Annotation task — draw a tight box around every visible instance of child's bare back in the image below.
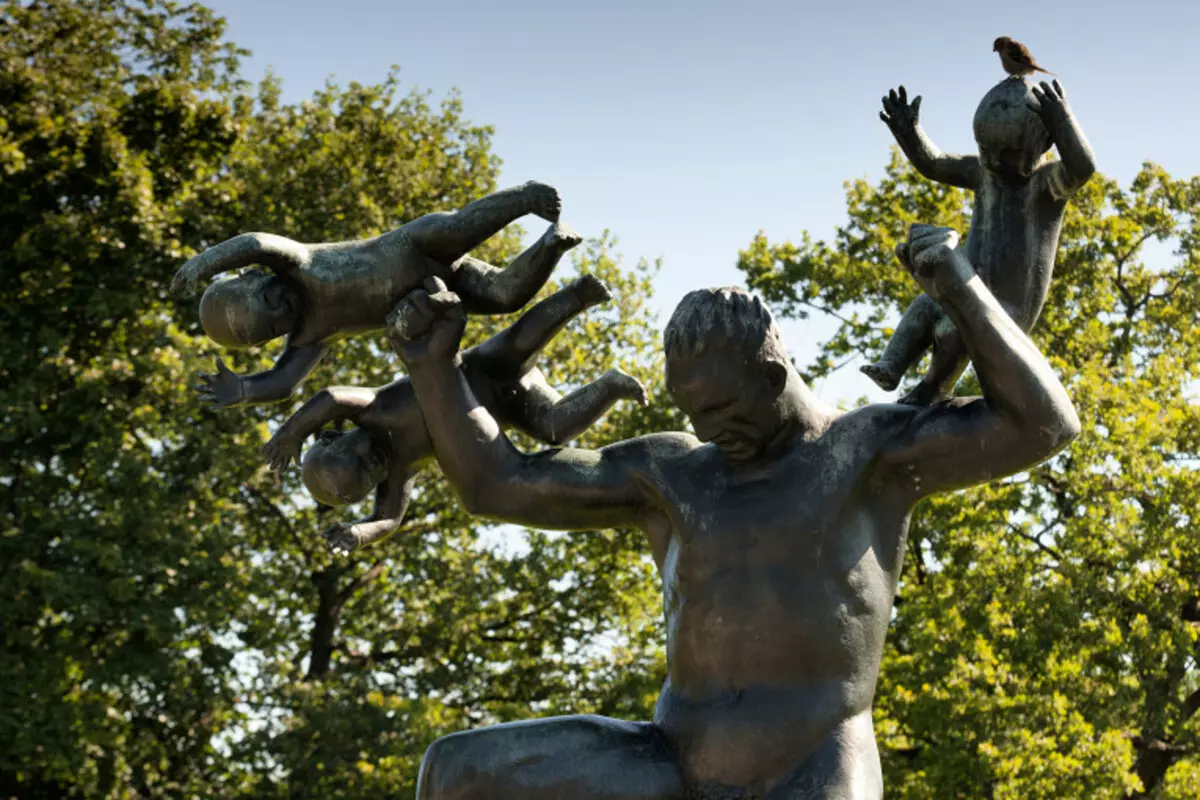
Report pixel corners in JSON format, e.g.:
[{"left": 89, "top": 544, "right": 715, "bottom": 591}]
[
  {"left": 865, "top": 78, "right": 1094, "bottom": 405},
  {"left": 169, "top": 181, "right": 578, "bottom": 408}
]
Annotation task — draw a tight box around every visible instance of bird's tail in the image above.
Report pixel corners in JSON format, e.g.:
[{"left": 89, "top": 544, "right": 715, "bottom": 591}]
[{"left": 1034, "top": 66, "right": 1057, "bottom": 77}]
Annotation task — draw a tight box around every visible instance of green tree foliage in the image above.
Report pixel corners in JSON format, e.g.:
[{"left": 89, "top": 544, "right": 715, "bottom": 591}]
[
  {"left": 739, "top": 151, "right": 1200, "bottom": 798},
  {"left": 1, "top": 2, "right": 676, "bottom": 796}
]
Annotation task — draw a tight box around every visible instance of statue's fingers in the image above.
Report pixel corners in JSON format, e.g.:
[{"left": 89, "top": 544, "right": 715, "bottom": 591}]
[
  {"left": 423, "top": 276, "right": 449, "bottom": 294},
  {"left": 881, "top": 94, "right": 893, "bottom": 114},
  {"left": 216, "top": 358, "right": 233, "bottom": 376},
  {"left": 1052, "top": 78, "right": 1063, "bottom": 97},
  {"left": 879, "top": 111, "right": 890, "bottom": 125},
  {"left": 898, "top": 85, "right": 907, "bottom": 105},
  {"left": 427, "top": 290, "right": 463, "bottom": 314},
  {"left": 406, "top": 290, "right": 434, "bottom": 319},
  {"left": 911, "top": 96, "right": 922, "bottom": 115},
  {"left": 895, "top": 242, "right": 913, "bottom": 272}
]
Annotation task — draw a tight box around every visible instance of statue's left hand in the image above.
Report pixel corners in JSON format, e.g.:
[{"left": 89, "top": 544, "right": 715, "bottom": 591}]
[
  {"left": 387, "top": 278, "right": 466, "bottom": 366},
  {"left": 1028, "top": 80, "right": 1070, "bottom": 128},
  {"left": 261, "top": 431, "right": 301, "bottom": 472},
  {"left": 195, "top": 358, "right": 244, "bottom": 408},
  {"left": 895, "top": 224, "right": 974, "bottom": 301}
]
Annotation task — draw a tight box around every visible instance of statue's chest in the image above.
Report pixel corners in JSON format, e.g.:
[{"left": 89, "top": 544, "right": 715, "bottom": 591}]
[{"left": 666, "top": 455, "right": 862, "bottom": 575}]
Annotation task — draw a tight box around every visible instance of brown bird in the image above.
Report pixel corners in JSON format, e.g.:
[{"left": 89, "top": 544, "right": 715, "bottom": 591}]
[{"left": 993, "top": 36, "right": 1056, "bottom": 79}]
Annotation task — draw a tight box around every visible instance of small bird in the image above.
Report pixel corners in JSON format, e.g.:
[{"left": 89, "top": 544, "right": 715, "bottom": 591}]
[{"left": 993, "top": 36, "right": 1056, "bottom": 79}]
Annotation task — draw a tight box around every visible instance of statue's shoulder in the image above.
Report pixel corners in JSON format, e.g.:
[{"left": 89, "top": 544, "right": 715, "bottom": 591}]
[
  {"left": 825, "top": 402, "right": 925, "bottom": 447},
  {"left": 624, "top": 430, "right": 700, "bottom": 452},
  {"left": 606, "top": 431, "right": 702, "bottom": 464}
]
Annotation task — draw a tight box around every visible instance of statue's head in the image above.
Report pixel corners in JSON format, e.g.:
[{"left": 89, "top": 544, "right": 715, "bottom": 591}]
[
  {"left": 198, "top": 270, "right": 300, "bottom": 349},
  {"left": 664, "top": 287, "right": 794, "bottom": 463},
  {"left": 973, "top": 78, "right": 1052, "bottom": 180},
  {"left": 300, "top": 427, "right": 390, "bottom": 508}
]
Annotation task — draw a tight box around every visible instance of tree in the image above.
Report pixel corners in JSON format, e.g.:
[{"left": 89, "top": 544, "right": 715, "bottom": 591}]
[
  {"left": 738, "top": 151, "right": 1200, "bottom": 798},
  {"left": 1, "top": 2, "right": 676, "bottom": 796}
]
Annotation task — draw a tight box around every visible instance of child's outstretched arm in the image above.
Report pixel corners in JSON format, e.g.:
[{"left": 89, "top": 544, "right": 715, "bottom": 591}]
[
  {"left": 881, "top": 86, "right": 981, "bottom": 191},
  {"left": 325, "top": 467, "right": 418, "bottom": 555},
  {"left": 198, "top": 343, "right": 327, "bottom": 409},
  {"left": 171, "top": 233, "right": 308, "bottom": 296},
  {"left": 1030, "top": 80, "right": 1096, "bottom": 200},
  {"left": 261, "top": 384, "right": 378, "bottom": 471}
]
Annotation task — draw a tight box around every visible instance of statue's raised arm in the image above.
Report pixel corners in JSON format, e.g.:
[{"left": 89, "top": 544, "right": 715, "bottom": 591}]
[
  {"left": 874, "top": 224, "right": 1080, "bottom": 495},
  {"left": 387, "top": 278, "right": 684, "bottom": 537}
]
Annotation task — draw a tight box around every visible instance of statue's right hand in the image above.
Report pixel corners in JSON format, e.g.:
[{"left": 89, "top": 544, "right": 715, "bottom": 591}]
[
  {"left": 261, "top": 431, "right": 301, "bottom": 472},
  {"left": 386, "top": 278, "right": 466, "bottom": 366},
  {"left": 195, "top": 359, "right": 245, "bottom": 408},
  {"left": 880, "top": 85, "right": 921, "bottom": 135}
]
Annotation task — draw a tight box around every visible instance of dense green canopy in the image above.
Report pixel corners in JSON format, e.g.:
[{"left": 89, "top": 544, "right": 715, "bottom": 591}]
[{"left": 5, "top": 2, "right": 1199, "bottom": 798}]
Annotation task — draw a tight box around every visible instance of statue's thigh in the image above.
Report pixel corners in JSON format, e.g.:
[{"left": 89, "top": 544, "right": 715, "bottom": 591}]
[{"left": 418, "top": 714, "right": 685, "bottom": 800}]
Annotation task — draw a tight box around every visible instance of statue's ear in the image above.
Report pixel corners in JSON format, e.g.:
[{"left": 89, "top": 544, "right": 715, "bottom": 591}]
[{"left": 766, "top": 360, "right": 788, "bottom": 394}]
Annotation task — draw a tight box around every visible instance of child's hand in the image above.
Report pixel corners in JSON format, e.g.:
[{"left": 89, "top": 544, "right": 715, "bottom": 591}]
[
  {"left": 880, "top": 86, "right": 922, "bottom": 138},
  {"left": 262, "top": 431, "right": 301, "bottom": 472},
  {"left": 1028, "top": 80, "right": 1071, "bottom": 132},
  {"left": 195, "top": 358, "right": 244, "bottom": 408}
]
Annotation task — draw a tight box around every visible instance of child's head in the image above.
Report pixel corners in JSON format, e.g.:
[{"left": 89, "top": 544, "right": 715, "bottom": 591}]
[
  {"left": 199, "top": 270, "right": 300, "bottom": 348},
  {"left": 973, "top": 79, "right": 1052, "bottom": 180},
  {"left": 300, "top": 427, "right": 390, "bottom": 508}
]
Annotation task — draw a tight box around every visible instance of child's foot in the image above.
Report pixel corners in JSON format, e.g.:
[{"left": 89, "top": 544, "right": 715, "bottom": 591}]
[
  {"left": 572, "top": 274, "right": 613, "bottom": 307},
  {"left": 325, "top": 523, "right": 363, "bottom": 556},
  {"left": 545, "top": 221, "right": 583, "bottom": 254},
  {"left": 860, "top": 362, "right": 902, "bottom": 392},
  {"left": 604, "top": 368, "right": 649, "bottom": 406},
  {"left": 897, "top": 380, "right": 949, "bottom": 407},
  {"left": 523, "top": 181, "right": 562, "bottom": 222}
]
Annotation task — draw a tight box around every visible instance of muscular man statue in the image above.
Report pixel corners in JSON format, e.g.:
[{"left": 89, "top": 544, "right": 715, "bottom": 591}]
[{"left": 389, "top": 224, "right": 1080, "bottom": 799}]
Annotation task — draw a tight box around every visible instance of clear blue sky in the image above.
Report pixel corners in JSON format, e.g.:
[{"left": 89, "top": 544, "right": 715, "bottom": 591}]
[{"left": 205, "top": 0, "right": 1200, "bottom": 404}]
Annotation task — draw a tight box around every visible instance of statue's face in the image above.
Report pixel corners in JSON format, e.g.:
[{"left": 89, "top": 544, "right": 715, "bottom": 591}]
[
  {"left": 301, "top": 429, "right": 389, "bottom": 507},
  {"left": 666, "top": 349, "right": 784, "bottom": 463},
  {"left": 199, "top": 271, "right": 300, "bottom": 348}
]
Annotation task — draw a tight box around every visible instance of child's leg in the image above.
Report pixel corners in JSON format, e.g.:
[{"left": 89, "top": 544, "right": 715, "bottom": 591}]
[
  {"left": 452, "top": 222, "right": 583, "bottom": 314},
  {"left": 898, "top": 323, "right": 969, "bottom": 406},
  {"left": 860, "top": 293, "right": 941, "bottom": 391},
  {"left": 404, "top": 181, "right": 561, "bottom": 264},
  {"left": 471, "top": 274, "right": 611, "bottom": 380},
  {"left": 507, "top": 369, "right": 648, "bottom": 446}
]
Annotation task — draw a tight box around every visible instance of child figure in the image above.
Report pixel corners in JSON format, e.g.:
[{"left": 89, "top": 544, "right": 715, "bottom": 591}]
[
  {"left": 170, "top": 181, "right": 578, "bottom": 408},
  {"left": 864, "top": 79, "right": 1095, "bottom": 405},
  {"left": 260, "top": 274, "right": 648, "bottom": 554}
]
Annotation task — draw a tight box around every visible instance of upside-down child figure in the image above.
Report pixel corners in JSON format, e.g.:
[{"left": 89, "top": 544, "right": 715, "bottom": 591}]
[
  {"left": 261, "top": 275, "right": 648, "bottom": 554},
  {"left": 865, "top": 78, "right": 1094, "bottom": 405},
  {"left": 170, "top": 181, "right": 577, "bottom": 408}
]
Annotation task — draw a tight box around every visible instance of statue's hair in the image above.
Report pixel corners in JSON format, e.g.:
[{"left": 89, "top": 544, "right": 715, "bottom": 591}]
[
  {"left": 972, "top": 78, "right": 1052, "bottom": 156},
  {"left": 663, "top": 287, "right": 788, "bottom": 364}
]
